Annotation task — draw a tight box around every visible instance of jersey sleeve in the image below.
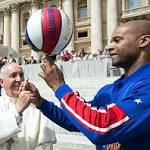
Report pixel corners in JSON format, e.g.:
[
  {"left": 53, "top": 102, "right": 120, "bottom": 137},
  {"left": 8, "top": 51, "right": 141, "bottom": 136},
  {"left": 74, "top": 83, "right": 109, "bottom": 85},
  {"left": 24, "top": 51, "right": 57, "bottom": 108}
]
[
  {"left": 38, "top": 99, "right": 79, "bottom": 132},
  {"left": 54, "top": 80, "right": 150, "bottom": 145}
]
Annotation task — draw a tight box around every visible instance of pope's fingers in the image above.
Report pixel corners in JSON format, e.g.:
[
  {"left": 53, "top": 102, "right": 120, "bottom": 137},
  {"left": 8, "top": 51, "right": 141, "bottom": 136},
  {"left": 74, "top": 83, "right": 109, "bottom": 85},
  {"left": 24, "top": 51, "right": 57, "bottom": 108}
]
[
  {"left": 22, "top": 79, "right": 30, "bottom": 91},
  {"left": 18, "top": 80, "right": 26, "bottom": 93},
  {"left": 18, "top": 85, "right": 23, "bottom": 94}
]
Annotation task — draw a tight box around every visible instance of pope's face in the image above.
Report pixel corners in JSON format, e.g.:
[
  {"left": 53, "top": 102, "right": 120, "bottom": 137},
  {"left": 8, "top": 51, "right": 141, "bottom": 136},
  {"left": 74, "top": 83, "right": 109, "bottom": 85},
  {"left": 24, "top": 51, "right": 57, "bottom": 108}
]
[{"left": 1, "top": 64, "right": 24, "bottom": 97}]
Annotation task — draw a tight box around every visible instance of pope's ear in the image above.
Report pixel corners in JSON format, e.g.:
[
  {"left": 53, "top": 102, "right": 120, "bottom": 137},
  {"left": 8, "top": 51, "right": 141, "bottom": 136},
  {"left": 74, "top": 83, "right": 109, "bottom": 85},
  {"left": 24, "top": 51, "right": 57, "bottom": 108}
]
[
  {"left": 138, "top": 35, "right": 150, "bottom": 48},
  {"left": 0, "top": 79, "right": 3, "bottom": 87}
]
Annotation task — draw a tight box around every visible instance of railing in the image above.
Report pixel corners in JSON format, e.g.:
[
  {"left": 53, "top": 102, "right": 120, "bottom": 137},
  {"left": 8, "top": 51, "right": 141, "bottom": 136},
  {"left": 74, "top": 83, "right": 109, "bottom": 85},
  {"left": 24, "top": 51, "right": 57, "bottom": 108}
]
[{"left": 22, "top": 58, "right": 120, "bottom": 81}]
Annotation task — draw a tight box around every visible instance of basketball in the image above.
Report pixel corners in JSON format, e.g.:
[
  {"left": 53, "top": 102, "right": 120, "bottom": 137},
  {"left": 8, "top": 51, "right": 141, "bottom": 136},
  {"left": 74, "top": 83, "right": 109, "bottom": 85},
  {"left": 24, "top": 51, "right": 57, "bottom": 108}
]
[{"left": 25, "top": 6, "right": 72, "bottom": 55}]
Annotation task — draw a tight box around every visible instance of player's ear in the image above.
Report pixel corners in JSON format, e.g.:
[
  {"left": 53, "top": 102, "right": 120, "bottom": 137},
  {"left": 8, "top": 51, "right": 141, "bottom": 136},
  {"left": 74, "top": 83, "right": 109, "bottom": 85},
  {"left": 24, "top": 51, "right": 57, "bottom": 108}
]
[{"left": 138, "top": 35, "right": 150, "bottom": 48}]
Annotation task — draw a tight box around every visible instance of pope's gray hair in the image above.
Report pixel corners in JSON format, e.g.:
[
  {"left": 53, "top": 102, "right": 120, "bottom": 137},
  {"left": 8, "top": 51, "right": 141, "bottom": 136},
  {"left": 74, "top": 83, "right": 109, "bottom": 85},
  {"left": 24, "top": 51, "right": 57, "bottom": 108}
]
[
  {"left": 0, "top": 64, "right": 8, "bottom": 79},
  {"left": 0, "top": 63, "right": 21, "bottom": 79}
]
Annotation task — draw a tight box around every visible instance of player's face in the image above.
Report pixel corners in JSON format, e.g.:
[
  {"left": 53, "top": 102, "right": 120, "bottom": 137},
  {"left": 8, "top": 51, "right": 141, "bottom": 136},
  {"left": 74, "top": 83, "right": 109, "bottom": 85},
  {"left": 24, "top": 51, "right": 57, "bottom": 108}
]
[
  {"left": 1, "top": 64, "right": 24, "bottom": 97},
  {"left": 107, "top": 25, "right": 141, "bottom": 68}
]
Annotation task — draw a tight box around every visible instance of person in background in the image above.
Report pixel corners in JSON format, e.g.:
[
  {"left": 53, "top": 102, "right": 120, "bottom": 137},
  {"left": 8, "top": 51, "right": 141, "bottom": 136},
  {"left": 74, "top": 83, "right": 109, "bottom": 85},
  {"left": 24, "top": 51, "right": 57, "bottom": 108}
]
[
  {"left": 32, "top": 20, "right": 150, "bottom": 150},
  {"left": 61, "top": 50, "right": 73, "bottom": 61},
  {"left": 30, "top": 56, "right": 37, "bottom": 64},
  {"left": 0, "top": 63, "right": 56, "bottom": 150}
]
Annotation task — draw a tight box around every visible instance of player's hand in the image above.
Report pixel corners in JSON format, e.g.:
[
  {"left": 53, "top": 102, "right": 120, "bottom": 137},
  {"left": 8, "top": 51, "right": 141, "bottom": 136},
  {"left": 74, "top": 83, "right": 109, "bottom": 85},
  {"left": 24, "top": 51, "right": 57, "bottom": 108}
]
[
  {"left": 27, "top": 82, "right": 43, "bottom": 107},
  {"left": 39, "top": 57, "right": 65, "bottom": 91}
]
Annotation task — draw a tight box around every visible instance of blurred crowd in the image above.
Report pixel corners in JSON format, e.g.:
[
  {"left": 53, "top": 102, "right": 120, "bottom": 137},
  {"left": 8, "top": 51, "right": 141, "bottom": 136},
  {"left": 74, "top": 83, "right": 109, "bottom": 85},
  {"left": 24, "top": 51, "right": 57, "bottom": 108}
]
[
  {"left": 0, "top": 48, "right": 109, "bottom": 69},
  {"left": 56, "top": 48, "right": 109, "bottom": 62}
]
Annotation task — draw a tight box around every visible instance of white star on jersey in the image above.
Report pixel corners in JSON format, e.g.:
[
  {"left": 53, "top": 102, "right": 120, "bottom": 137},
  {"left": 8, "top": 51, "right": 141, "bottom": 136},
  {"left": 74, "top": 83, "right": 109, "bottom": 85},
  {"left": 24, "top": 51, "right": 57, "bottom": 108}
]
[{"left": 134, "top": 99, "right": 142, "bottom": 104}]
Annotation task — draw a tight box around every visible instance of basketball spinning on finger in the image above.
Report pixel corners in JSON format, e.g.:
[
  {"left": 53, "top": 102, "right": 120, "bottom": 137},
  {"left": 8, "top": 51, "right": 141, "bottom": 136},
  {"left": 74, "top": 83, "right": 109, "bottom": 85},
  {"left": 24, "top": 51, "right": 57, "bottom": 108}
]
[{"left": 25, "top": 6, "right": 73, "bottom": 56}]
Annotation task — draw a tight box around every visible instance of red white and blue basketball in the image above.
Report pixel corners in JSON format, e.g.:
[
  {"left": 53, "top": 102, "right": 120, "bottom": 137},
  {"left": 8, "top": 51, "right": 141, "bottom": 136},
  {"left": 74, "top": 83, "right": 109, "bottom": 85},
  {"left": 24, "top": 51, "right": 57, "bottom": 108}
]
[{"left": 25, "top": 6, "right": 72, "bottom": 55}]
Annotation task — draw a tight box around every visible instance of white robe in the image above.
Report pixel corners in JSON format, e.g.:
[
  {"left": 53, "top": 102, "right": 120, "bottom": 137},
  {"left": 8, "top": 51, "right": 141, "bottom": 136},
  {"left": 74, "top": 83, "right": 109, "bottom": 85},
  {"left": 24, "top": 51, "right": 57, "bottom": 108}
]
[{"left": 0, "top": 90, "right": 56, "bottom": 150}]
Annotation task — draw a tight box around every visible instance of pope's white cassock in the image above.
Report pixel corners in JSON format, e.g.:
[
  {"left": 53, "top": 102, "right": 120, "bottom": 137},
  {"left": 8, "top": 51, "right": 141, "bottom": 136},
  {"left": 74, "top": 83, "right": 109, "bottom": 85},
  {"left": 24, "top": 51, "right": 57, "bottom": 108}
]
[{"left": 0, "top": 89, "right": 56, "bottom": 150}]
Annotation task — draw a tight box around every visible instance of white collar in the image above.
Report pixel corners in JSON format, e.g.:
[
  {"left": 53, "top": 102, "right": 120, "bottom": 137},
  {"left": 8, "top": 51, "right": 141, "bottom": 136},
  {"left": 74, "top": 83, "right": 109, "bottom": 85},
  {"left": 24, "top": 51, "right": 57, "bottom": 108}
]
[{"left": 1, "top": 88, "right": 17, "bottom": 104}]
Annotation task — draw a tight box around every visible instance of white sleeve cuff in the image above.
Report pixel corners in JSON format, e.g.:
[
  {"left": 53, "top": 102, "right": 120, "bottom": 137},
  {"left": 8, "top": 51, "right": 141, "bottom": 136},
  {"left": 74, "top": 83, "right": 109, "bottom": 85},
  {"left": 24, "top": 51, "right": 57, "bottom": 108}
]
[{"left": 13, "top": 107, "right": 23, "bottom": 125}]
